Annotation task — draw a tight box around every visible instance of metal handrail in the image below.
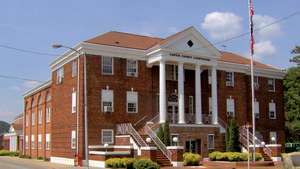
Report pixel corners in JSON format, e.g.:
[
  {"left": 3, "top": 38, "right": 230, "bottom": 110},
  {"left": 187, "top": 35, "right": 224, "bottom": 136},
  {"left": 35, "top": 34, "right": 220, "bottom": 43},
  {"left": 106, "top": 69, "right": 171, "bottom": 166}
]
[
  {"left": 134, "top": 115, "right": 148, "bottom": 126},
  {"left": 144, "top": 124, "right": 172, "bottom": 161},
  {"left": 116, "top": 123, "right": 148, "bottom": 147}
]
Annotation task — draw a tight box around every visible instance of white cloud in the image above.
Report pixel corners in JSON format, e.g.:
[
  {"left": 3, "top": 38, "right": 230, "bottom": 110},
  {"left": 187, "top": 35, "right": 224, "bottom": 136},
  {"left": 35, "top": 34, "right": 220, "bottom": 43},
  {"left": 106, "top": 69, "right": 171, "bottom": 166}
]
[
  {"left": 254, "top": 41, "right": 276, "bottom": 59},
  {"left": 253, "top": 15, "right": 282, "bottom": 40},
  {"left": 201, "top": 12, "right": 243, "bottom": 40}
]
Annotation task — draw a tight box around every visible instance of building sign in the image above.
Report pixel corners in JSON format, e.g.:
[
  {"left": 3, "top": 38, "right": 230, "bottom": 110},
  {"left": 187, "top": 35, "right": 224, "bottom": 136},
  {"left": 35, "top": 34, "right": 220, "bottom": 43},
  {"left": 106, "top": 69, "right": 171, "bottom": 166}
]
[{"left": 170, "top": 53, "right": 210, "bottom": 62}]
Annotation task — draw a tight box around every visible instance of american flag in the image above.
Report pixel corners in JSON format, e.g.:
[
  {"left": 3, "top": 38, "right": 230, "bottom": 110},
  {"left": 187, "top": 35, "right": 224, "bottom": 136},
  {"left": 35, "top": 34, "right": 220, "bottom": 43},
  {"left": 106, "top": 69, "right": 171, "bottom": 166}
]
[{"left": 249, "top": 0, "right": 255, "bottom": 55}]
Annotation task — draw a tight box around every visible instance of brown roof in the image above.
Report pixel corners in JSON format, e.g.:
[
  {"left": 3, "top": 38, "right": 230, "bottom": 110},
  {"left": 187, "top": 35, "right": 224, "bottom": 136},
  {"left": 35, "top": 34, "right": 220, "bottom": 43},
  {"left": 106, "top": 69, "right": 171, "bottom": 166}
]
[{"left": 85, "top": 31, "right": 279, "bottom": 70}]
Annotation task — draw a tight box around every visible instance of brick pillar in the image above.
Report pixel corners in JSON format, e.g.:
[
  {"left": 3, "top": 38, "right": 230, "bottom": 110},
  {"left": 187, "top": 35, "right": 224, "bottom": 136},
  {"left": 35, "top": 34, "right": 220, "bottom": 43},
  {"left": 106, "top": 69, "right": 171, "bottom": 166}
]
[{"left": 167, "top": 146, "right": 184, "bottom": 167}]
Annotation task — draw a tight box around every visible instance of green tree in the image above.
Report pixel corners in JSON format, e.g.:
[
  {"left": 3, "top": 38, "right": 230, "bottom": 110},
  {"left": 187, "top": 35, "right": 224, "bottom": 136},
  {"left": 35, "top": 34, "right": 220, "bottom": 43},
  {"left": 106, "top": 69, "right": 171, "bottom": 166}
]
[
  {"left": 157, "top": 124, "right": 164, "bottom": 143},
  {"left": 226, "top": 118, "right": 241, "bottom": 152},
  {"left": 163, "top": 121, "right": 171, "bottom": 146},
  {"left": 284, "top": 50, "right": 300, "bottom": 142}
]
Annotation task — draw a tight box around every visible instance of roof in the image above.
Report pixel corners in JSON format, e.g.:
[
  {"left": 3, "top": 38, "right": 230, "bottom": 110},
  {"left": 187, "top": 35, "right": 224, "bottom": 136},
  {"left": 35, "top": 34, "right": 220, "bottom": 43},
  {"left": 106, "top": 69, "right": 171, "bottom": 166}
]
[
  {"left": 85, "top": 30, "right": 280, "bottom": 71},
  {"left": 23, "top": 80, "right": 51, "bottom": 98}
]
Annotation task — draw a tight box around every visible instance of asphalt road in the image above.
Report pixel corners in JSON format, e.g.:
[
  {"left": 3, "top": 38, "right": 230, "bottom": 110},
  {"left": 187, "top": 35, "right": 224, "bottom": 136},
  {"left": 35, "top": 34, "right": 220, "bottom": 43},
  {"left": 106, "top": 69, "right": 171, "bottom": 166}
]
[{"left": 0, "top": 156, "right": 96, "bottom": 169}]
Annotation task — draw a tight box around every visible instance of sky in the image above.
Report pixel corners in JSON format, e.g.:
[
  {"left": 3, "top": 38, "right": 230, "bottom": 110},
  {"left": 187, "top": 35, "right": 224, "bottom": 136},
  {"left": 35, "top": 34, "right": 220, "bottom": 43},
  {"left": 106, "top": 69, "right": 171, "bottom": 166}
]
[{"left": 0, "top": 0, "right": 299, "bottom": 122}]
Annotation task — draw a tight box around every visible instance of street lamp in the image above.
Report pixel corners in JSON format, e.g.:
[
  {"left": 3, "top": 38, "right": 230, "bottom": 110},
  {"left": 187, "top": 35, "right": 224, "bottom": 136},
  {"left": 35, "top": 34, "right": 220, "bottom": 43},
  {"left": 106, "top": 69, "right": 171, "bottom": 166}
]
[{"left": 52, "top": 44, "right": 89, "bottom": 168}]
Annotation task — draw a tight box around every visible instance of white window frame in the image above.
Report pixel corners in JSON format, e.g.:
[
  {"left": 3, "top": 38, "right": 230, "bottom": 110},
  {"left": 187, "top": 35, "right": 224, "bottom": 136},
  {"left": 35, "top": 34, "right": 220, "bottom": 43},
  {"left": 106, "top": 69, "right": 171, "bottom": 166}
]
[
  {"left": 38, "top": 134, "right": 42, "bottom": 149},
  {"left": 254, "top": 99, "right": 260, "bottom": 118},
  {"left": 166, "top": 65, "right": 178, "bottom": 81},
  {"left": 25, "top": 135, "right": 28, "bottom": 149},
  {"left": 56, "top": 67, "right": 64, "bottom": 84},
  {"left": 208, "top": 134, "right": 215, "bottom": 150},
  {"left": 226, "top": 96, "right": 235, "bottom": 117},
  {"left": 101, "top": 89, "right": 114, "bottom": 113},
  {"left": 126, "top": 59, "right": 138, "bottom": 77},
  {"left": 71, "top": 60, "right": 77, "bottom": 78},
  {"left": 225, "top": 72, "right": 234, "bottom": 87},
  {"left": 189, "top": 96, "right": 194, "bottom": 114},
  {"left": 46, "top": 134, "right": 50, "bottom": 150},
  {"left": 268, "top": 78, "right": 275, "bottom": 92},
  {"left": 46, "top": 107, "right": 51, "bottom": 123},
  {"left": 31, "top": 135, "right": 35, "bottom": 149},
  {"left": 71, "top": 130, "right": 76, "bottom": 149},
  {"left": 102, "top": 56, "right": 113, "bottom": 75},
  {"left": 38, "top": 109, "right": 42, "bottom": 125},
  {"left": 269, "top": 131, "right": 277, "bottom": 144},
  {"left": 102, "top": 129, "right": 114, "bottom": 144},
  {"left": 31, "top": 112, "right": 35, "bottom": 126},
  {"left": 269, "top": 100, "right": 276, "bottom": 119},
  {"left": 127, "top": 91, "right": 138, "bottom": 113},
  {"left": 72, "top": 91, "right": 77, "bottom": 113}
]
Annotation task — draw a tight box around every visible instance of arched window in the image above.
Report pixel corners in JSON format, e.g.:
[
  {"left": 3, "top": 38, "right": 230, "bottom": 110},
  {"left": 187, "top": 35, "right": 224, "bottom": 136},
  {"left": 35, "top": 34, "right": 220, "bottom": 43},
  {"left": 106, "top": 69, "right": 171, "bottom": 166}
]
[
  {"left": 38, "top": 95, "right": 42, "bottom": 106},
  {"left": 46, "top": 92, "right": 51, "bottom": 102},
  {"left": 31, "top": 98, "right": 34, "bottom": 108}
]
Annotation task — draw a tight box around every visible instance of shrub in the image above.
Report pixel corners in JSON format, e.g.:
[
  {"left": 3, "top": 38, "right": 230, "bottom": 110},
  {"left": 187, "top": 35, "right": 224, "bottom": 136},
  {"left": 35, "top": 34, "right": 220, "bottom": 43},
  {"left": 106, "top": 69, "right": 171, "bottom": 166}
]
[
  {"left": 0, "top": 150, "right": 19, "bottom": 156},
  {"left": 105, "top": 158, "right": 124, "bottom": 168},
  {"left": 19, "top": 154, "right": 31, "bottom": 159},
  {"left": 133, "top": 159, "right": 160, "bottom": 169},
  {"left": 208, "top": 151, "right": 262, "bottom": 162},
  {"left": 226, "top": 119, "right": 241, "bottom": 152},
  {"left": 163, "top": 121, "right": 170, "bottom": 146},
  {"left": 37, "top": 157, "right": 44, "bottom": 160},
  {"left": 183, "top": 152, "right": 201, "bottom": 166},
  {"left": 121, "top": 158, "right": 136, "bottom": 169}
]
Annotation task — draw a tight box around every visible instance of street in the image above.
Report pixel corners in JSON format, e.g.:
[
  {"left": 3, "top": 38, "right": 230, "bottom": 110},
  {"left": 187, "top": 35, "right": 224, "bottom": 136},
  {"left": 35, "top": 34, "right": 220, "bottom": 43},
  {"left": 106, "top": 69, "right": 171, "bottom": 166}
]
[{"left": 0, "top": 156, "right": 98, "bottom": 169}]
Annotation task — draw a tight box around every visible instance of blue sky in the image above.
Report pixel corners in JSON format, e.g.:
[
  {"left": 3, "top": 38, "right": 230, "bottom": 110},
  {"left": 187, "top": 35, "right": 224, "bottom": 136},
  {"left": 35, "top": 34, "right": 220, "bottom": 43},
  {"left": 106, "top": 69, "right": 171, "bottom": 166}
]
[{"left": 0, "top": 0, "right": 299, "bottom": 122}]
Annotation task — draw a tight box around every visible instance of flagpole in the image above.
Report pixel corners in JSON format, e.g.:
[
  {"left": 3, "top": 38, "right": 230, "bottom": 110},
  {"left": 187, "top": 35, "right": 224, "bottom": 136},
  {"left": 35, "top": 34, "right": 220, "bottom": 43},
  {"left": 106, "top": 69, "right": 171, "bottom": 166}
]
[{"left": 248, "top": 0, "right": 256, "bottom": 163}]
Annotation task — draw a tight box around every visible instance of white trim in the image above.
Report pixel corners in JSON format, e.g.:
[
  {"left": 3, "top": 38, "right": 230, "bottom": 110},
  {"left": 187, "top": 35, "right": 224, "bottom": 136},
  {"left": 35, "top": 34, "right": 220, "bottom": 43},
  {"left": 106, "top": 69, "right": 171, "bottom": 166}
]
[
  {"left": 271, "top": 157, "right": 282, "bottom": 161},
  {"left": 126, "top": 59, "right": 138, "bottom": 77},
  {"left": 140, "top": 147, "right": 157, "bottom": 150},
  {"left": 115, "top": 135, "right": 131, "bottom": 138},
  {"left": 23, "top": 80, "right": 51, "bottom": 98},
  {"left": 89, "top": 160, "right": 105, "bottom": 168},
  {"left": 265, "top": 144, "right": 282, "bottom": 147},
  {"left": 167, "top": 146, "right": 184, "bottom": 150},
  {"left": 89, "top": 151, "right": 131, "bottom": 155},
  {"left": 101, "top": 56, "right": 114, "bottom": 75},
  {"left": 171, "top": 161, "right": 184, "bottom": 167},
  {"left": 50, "top": 157, "right": 74, "bottom": 166},
  {"left": 101, "top": 129, "right": 114, "bottom": 144},
  {"left": 88, "top": 145, "right": 133, "bottom": 149},
  {"left": 170, "top": 124, "right": 219, "bottom": 128}
]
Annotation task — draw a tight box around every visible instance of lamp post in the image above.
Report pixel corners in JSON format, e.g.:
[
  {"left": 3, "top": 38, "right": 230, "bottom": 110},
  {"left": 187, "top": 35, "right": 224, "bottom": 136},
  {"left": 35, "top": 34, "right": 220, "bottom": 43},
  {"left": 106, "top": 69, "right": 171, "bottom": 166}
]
[{"left": 52, "top": 44, "right": 89, "bottom": 168}]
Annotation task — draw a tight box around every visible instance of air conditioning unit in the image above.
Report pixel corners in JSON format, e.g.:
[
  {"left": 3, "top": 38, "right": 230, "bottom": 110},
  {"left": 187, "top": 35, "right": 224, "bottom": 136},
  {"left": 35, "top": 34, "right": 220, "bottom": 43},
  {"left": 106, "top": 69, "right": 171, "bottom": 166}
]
[
  {"left": 72, "top": 106, "right": 76, "bottom": 113},
  {"left": 226, "top": 81, "right": 233, "bottom": 87},
  {"left": 129, "top": 72, "right": 136, "bottom": 76},
  {"left": 104, "top": 106, "right": 113, "bottom": 113}
]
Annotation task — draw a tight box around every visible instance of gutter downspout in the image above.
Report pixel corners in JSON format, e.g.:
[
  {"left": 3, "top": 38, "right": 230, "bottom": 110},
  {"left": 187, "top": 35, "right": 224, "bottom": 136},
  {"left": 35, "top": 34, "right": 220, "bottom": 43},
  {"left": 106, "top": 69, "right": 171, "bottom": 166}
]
[
  {"left": 84, "top": 53, "right": 89, "bottom": 168},
  {"left": 76, "top": 54, "right": 80, "bottom": 163}
]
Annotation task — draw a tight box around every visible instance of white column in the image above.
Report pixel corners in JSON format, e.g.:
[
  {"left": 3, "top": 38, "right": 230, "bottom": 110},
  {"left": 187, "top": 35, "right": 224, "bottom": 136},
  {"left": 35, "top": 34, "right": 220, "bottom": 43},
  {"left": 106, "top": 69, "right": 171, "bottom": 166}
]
[
  {"left": 159, "top": 60, "right": 166, "bottom": 123},
  {"left": 178, "top": 62, "right": 185, "bottom": 124},
  {"left": 211, "top": 66, "right": 218, "bottom": 124},
  {"left": 195, "top": 65, "right": 202, "bottom": 124}
]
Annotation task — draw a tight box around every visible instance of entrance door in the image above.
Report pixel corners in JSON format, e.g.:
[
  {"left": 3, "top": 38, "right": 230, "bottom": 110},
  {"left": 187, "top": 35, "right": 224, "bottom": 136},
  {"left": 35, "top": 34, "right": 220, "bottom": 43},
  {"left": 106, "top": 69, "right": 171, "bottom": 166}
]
[
  {"left": 185, "top": 139, "right": 201, "bottom": 154},
  {"left": 168, "top": 103, "right": 178, "bottom": 124}
]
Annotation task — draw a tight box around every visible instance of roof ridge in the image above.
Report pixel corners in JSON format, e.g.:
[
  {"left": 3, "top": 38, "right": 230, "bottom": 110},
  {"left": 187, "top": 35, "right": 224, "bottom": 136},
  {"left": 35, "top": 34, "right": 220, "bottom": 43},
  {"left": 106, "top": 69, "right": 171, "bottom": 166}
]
[{"left": 109, "top": 31, "right": 164, "bottom": 40}]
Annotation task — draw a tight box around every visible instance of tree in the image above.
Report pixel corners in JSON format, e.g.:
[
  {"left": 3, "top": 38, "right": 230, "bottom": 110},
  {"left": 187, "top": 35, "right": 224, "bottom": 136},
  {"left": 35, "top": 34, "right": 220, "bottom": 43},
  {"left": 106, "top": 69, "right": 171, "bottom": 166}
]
[
  {"left": 163, "top": 121, "right": 171, "bottom": 146},
  {"left": 225, "top": 118, "right": 241, "bottom": 152},
  {"left": 157, "top": 124, "right": 164, "bottom": 143},
  {"left": 284, "top": 56, "right": 300, "bottom": 142},
  {"left": 290, "top": 46, "right": 300, "bottom": 65}
]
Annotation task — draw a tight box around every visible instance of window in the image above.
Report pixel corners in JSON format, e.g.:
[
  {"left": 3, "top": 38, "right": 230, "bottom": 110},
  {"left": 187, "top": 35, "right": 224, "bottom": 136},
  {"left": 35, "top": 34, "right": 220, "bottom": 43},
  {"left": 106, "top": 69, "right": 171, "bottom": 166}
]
[
  {"left": 25, "top": 136, "right": 28, "bottom": 149},
  {"left": 226, "top": 97, "right": 235, "bottom": 117},
  {"left": 72, "top": 91, "right": 77, "bottom": 113},
  {"left": 46, "top": 92, "right": 51, "bottom": 102},
  {"left": 208, "top": 97, "right": 212, "bottom": 114},
  {"left": 127, "top": 91, "right": 138, "bottom": 113},
  {"left": 268, "top": 78, "right": 275, "bottom": 92},
  {"left": 189, "top": 96, "right": 194, "bottom": 114},
  {"left": 38, "top": 109, "right": 42, "bottom": 125},
  {"left": 254, "top": 76, "right": 259, "bottom": 90},
  {"left": 166, "top": 65, "right": 178, "bottom": 81},
  {"left": 38, "top": 134, "right": 42, "bottom": 149},
  {"left": 127, "top": 59, "right": 138, "bottom": 77},
  {"left": 225, "top": 72, "right": 234, "bottom": 87},
  {"left": 269, "top": 132, "right": 277, "bottom": 144},
  {"left": 101, "top": 89, "right": 113, "bottom": 112},
  {"left": 102, "top": 129, "right": 114, "bottom": 144},
  {"left": 71, "top": 130, "right": 76, "bottom": 149},
  {"left": 46, "top": 134, "right": 50, "bottom": 150},
  {"left": 31, "top": 112, "right": 35, "bottom": 126},
  {"left": 72, "top": 60, "right": 77, "bottom": 78},
  {"left": 269, "top": 100, "right": 276, "bottom": 119},
  {"left": 171, "top": 134, "right": 179, "bottom": 146},
  {"left": 254, "top": 99, "right": 260, "bottom": 118},
  {"left": 208, "top": 134, "right": 215, "bottom": 150},
  {"left": 56, "top": 67, "right": 64, "bottom": 84},
  {"left": 31, "top": 135, "right": 35, "bottom": 149},
  {"left": 102, "top": 56, "right": 113, "bottom": 75},
  {"left": 46, "top": 107, "right": 51, "bottom": 123}
]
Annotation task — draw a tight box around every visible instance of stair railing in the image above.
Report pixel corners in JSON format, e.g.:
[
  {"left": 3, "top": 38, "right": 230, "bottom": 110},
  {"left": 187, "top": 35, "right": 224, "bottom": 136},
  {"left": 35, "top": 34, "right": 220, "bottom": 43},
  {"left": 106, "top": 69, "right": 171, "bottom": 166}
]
[
  {"left": 116, "top": 123, "right": 148, "bottom": 147},
  {"left": 144, "top": 124, "right": 172, "bottom": 161}
]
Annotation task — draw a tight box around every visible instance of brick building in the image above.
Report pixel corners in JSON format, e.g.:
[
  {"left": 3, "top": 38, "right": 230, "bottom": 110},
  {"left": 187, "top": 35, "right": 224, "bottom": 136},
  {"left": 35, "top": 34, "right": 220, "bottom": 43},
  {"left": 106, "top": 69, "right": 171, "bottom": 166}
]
[{"left": 23, "top": 26, "right": 285, "bottom": 167}]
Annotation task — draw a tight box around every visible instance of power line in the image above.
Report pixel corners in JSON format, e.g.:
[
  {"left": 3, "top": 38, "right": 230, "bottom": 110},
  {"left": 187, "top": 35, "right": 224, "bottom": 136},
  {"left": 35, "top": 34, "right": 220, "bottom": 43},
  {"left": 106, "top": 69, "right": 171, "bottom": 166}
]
[
  {"left": 0, "top": 74, "right": 43, "bottom": 83},
  {"left": 0, "top": 44, "right": 58, "bottom": 56}
]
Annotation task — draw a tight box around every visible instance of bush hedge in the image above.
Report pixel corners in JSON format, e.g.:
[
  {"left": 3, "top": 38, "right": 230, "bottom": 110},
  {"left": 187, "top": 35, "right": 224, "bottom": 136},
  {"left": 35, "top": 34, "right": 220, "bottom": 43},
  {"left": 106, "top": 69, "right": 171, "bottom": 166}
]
[
  {"left": 183, "top": 152, "right": 201, "bottom": 166},
  {"left": 209, "top": 151, "right": 262, "bottom": 162},
  {"left": 105, "top": 158, "right": 159, "bottom": 169},
  {"left": 0, "top": 150, "right": 19, "bottom": 157}
]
